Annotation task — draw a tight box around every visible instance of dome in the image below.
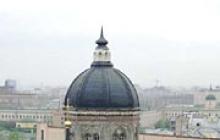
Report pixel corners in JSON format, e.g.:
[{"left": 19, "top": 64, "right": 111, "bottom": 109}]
[
  {"left": 64, "top": 28, "right": 139, "bottom": 110},
  {"left": 206, "top": 94, "right": 216, "bottom": 101},
  {"left": 65, "top": 66, "right": 139, "bottom": 110}
]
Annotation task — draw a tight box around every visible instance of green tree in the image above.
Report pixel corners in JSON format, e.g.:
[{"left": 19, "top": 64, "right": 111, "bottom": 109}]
[
  {"left": 8, "top": 132, "right": 24, "bottom": 140},
  {"left": 9, "top": 132, "right": 19, "bottom": 140},
  {"left": 154, "top": 119, "right": 170, "bottom": 129}
]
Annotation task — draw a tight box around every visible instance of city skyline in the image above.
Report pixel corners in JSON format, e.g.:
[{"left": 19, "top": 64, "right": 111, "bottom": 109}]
[{"left": 0, "top": 0, "right": 220, "bottom": 88}]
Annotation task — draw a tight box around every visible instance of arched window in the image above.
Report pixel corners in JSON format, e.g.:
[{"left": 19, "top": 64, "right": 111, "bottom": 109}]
[
  {"left": 84, "top": 133, "right": 92, "bottom": 140},
  {"left": 112, "top": 127, "right": 126, "bottom": 140},
  {"left": 93, "top": 133, "right": 99, "bottom": 140}
]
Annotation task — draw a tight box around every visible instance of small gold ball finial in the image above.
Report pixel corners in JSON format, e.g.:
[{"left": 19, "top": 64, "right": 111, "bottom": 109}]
[{"left": 65, "top": 120, "right": 72, "bottom": 128}]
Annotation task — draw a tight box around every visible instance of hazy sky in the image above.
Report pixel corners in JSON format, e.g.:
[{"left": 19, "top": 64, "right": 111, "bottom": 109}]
[{"left": 0, "top": 0, "right": 220, "bottom": 88}]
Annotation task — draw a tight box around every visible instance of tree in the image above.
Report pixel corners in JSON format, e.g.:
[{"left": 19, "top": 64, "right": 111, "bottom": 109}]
[
  {"left": 8, "top": 132, "right": 24, "bottom": 140},
  {"left": 9, "top": 132, "right": 19, "bottom": 140},
  {"left": 154, "top": 119, "right": 170, "bottom": 129}
]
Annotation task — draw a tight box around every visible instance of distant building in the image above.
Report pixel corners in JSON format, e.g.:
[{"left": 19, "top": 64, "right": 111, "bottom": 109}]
[
  {"left": 161, "top": 105, "right": 220, "bottom": 138},
  {"left": 0, "top": 86, "right": 66, "bottom": 110},
  {"left": 193, "top": 87, "right": 220, "bottom": 106},
  {"left": 205, "top": 94, "right": 217, "bottom": 110},
  {"left": 5, "top": 79, "right": 16, "bottom": 89},
  {"left": 0, "top": 79, "right": 16, "bottom": 94},
  {"left": 0, "top": 93, "right": 51, "bottom": 109},
  {"left": 175, "top": 115, "right": 189, "bottom": 136},
  {"left": 0, "top": 109, "right": 54, "bottom": 123},
  {"left": 36, "top": 123, "right": 65, "bottom": 140},
  {"left": 140, "top": 111, "right": 162, "bottom": 128},
  {"left": 142, "top": 87, "right": 194, "bottom": 110}
]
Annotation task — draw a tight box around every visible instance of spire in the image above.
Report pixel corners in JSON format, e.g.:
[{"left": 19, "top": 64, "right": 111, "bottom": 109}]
[
  {"left": 96, "top": 26, "right": 108, "bottom": 46},
  {"left": 100, "top": 26, "right": 104, "bottom": 38},
  {"left": 210, "top": 84, "right": 213, "bottom": 91},
  {"left": 91, "top": 27, "right": 113, "bottom": 67}
]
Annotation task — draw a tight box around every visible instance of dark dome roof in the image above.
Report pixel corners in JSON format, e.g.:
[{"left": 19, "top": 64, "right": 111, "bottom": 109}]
[
  {"left": 65, "top": 65, "right": 139, "bottom": 110},
  {"left": 64, "top": 28, "right": 139, "bottom": 110},
  {"left": 206, "top": 94, "right": 216, "bottom": 100}
]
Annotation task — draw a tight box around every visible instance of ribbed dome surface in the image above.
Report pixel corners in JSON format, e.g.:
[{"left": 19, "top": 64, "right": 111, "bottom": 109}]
[
  {"left": 64, "top": 28, "right": 139, "bottom": 110},
  {"left": 65, "top": 66, "right": 139, "bottom": 110}
]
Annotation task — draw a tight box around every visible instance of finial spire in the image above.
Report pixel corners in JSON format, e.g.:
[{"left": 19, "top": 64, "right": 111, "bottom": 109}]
[
  {"left": 92, "top": 26, "right": 112, "bottom": 67},
  {"left": 96, "top": 26, "right": 108, "bottom": 46},
  {"left": 100, "top": 26, "right": 104, "bottom": 37}
]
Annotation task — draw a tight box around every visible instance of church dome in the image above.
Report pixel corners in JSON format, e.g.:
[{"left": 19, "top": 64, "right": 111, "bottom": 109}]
[
  {"left": 64, "top": 28, "right": 139, "bottom": 110},
  {"left": 206, "top": 94, "right": 216, "bottom": 101}
]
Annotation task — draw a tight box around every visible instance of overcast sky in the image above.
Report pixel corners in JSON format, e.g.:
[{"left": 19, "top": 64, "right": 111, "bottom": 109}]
[{"left": 0, "top": 0, "right": 220, "bottom": 88}]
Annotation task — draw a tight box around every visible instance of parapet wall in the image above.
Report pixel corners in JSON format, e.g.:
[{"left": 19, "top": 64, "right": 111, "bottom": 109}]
[{"left": 138, "top": 133, "right": 218, "bottom": 140}]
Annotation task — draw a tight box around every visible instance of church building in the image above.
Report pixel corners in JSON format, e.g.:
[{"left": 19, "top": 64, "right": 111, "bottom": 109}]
[{"left": 63, "top": 27, "right": 140, "bottom": 140}]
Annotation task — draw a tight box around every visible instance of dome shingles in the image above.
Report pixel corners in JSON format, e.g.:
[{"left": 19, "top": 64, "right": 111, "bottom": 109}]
[
  {"left": 65, "top": 67, "right": 139, "bottom": 110},
  {"left": 65, "top": 69, "right": 90, "bottom": 107}
]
